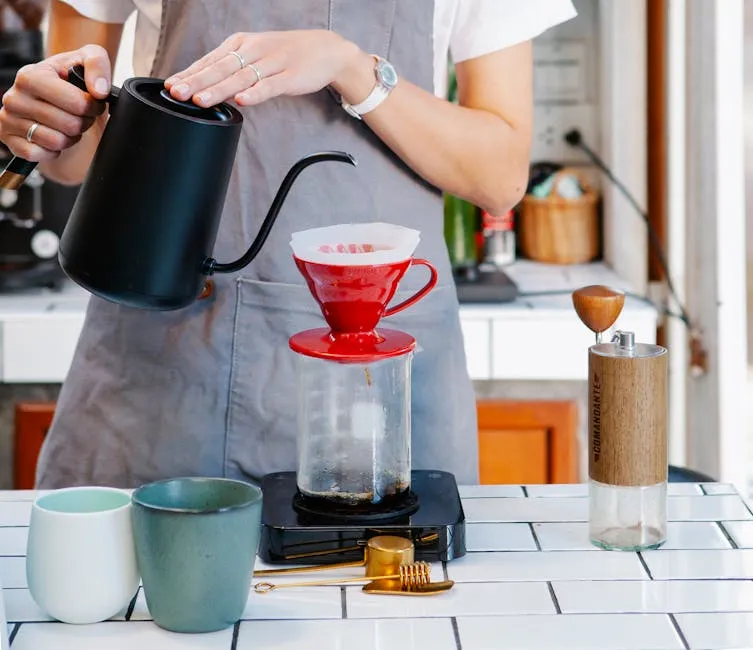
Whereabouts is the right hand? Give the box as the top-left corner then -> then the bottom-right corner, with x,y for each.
0,44 -> 112,162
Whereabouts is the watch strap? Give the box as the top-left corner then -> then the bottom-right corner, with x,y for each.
348,84 -> 389,116
341,56 -> 395,119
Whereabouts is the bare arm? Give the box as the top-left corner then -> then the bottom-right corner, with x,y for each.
334,45 -> 533,215
0,0 -> 123,185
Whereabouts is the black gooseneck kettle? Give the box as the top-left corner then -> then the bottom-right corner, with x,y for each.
0,65 -> 356,310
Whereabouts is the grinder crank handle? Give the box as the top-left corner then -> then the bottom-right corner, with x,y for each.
572,285 -> 626,343
0,64 -> 118,190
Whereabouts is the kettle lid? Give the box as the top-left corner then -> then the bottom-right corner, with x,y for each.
127,78 -> 242,124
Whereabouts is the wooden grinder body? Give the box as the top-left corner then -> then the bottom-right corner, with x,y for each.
589,341 -> 668,487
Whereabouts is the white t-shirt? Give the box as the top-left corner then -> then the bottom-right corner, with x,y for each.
61,0 -> 576,98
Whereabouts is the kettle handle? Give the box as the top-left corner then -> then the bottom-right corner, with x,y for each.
205,151 -> 358,276
65,64 -> 121,103
0,64 -> 119,190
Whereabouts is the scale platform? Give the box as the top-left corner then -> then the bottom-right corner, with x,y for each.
453,266 -> 518,303
258,470 -> 466,565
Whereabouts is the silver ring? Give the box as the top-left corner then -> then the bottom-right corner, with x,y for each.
229,50 -> 246,70
247,63 -> 263,84
26,122 -> 39,143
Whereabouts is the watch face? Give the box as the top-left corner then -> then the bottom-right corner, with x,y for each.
376,60 -> 398,89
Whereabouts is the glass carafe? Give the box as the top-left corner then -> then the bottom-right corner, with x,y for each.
295,351 -> 412,507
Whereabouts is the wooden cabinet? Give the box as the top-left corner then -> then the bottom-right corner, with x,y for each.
13,398 -> 580,488
14,402 -> 55,489
477,399 -> 579,484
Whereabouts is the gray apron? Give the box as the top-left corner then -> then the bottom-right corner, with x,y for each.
36,0 -> 479,489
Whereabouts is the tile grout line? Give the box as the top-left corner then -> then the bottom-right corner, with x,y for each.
0,526 -> 32,529
451,616 -> 463,650
668,613 -> 691,650
546,581 -> 562,614
527,523 -> 542,551
230,621 -> 240,650
124,590 -> 138,621
8,623 -> 20,646
740,497 -> 753,519
340,586 -> 347,619
716,521 -> 739,549
637,552 -> 654,580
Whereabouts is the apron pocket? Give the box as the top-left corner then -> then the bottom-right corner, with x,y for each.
224,278 -> 327,480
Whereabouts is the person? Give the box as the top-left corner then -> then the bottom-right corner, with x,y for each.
0,0 -> 576,489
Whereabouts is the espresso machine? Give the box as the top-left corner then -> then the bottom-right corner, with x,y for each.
258,223 -> 467,565
0,0 -> 80,292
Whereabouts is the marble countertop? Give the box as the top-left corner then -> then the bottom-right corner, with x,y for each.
0,261 -> 658,383
2,482 -> 753,649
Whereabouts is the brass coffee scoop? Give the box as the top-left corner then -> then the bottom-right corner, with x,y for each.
572,285 -> 625,343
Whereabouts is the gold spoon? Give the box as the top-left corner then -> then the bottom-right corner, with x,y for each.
254,561 -> 432,593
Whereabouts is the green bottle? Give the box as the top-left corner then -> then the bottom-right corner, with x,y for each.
444,193 -> 478,269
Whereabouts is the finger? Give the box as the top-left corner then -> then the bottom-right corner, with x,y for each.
1,114 -> 82,152
193,59 -> 283,107
164,49 -> 230,89
165,33 -> 244,88
169,50 -> 253,102
46,44 -> 113,99
2,88 -> 95,137
77,43 -> 115,98
234,73 -> 290,107
2,135 -> 62,162
14,64 -> 105,117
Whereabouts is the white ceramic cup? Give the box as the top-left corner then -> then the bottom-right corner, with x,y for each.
26,486 -> 139,624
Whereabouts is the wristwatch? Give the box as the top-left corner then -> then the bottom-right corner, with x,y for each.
341,56 -> 398,119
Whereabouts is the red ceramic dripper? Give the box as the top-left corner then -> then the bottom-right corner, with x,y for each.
294,256 -> 438,336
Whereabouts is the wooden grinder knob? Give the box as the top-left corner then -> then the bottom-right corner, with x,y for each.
572,285 -> 625,336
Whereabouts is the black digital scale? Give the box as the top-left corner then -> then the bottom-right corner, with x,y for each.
258,470 -> 466,565
453,266 -> 518,303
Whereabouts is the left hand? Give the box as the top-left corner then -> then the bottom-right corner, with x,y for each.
164,30 -> 373,108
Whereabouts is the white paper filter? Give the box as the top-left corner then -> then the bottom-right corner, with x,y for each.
290,223 -> 420,265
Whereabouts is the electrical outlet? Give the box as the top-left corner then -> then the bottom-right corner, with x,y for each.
531,104 -> 599,164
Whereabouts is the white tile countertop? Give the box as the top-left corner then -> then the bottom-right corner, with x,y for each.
2,483 -> 753,649
0,261 -> 657,383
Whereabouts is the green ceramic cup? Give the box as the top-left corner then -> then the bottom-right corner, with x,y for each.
131,477 -> 262,633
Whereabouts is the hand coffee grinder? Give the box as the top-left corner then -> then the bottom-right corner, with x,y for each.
258,223 -> 467,565
573,285 -> 668,551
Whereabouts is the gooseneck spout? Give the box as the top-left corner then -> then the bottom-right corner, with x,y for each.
205,151 -> 357,275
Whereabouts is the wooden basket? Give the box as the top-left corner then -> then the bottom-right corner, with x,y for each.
519,168 -> 599,264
